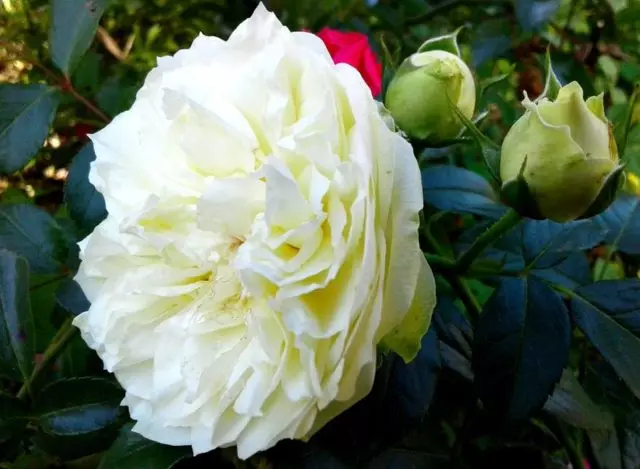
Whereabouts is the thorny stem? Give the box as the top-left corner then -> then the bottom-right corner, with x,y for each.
456,209 -> 522,273
449,273 -> 482,322
421,215 -> 483,323
545,417 -> 586,469
29,272 -> 69,291
425,253 -> 521,278
17,317 -> 77,400
62,77 -> 111,124
0,42 -> 110,124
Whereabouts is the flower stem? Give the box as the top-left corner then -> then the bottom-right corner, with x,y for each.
29,272 -> 69,291
63,78 -> 111,124
421,214 -> 484,323
456,209 -> 522,273
424,253 -> 457,268
545,417 -> 585,469
450,274 -> 482,322
425,253 -> 522,278
17,317 -> 77,400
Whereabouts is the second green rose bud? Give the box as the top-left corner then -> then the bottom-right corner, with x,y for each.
385,47 -> 476,143
500,82 -> 622,222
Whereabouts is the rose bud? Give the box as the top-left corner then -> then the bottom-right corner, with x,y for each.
500,82 -> 623,222
384,32 -> 475,143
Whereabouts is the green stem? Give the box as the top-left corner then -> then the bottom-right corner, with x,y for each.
457,209 -> 522,273
450,399 -> 477,467
425,253 -> 522,278
17,317 -> 77,400
424,253 -> 457,269
551,283 -> 576,298
451,275 -> 482,322
619,85 -> 640,161
421,214 -> 484,323
547,418 -> 585,469
29,272 -> 69,291
64,80 -> 111,124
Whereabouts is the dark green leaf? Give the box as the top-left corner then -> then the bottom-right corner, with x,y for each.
596,194 -> 640,254
50,0 -> 111,75
586,411 -> 640,469
621,412 -> 640,469
0,84 -> 61,174
0,204 -> 71,274
515,0 -> 561,32
30,273 -> 65,351
474,277 -> 571,421
0,393 -> 27,443
522,219 -> 607,269
571,280 -> 640,401
543,369 -> 615,430
0,250 -> 34,382
33,377 -> 124,459
96,76 -> 138,118
72,51 -> 101,92
432,296 -> 473,380
532,253 -> 591,290
388,328 -> 440,419
471,22 -> 511,67
98,423 -> 190,469
56,334 -> 100,378
64,142 -> 107,235
589,428 -> 622,469
584,359 -> 639,422
422,165 -> 507,219
56,278 -> 90,317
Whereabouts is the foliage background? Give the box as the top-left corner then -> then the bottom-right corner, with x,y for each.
1,0 -> 640,468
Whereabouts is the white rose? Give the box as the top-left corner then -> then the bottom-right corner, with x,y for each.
73,4 -> 435,459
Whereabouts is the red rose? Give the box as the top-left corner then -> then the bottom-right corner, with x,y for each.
73,123 -> 96,140
316,28 -> 382,97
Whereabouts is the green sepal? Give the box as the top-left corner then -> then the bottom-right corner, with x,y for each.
448,98 -> 501,184
379,257 -> 436,363
479,65 -> 515,98
538,48 -> 563,102
380,34 -> 403,98
500,157 -> 545,220
417,26 -> 464,57
580,164 -> 626,219
614,85 -> 640,160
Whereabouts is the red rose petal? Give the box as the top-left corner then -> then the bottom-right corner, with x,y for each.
316,27 -> 383,97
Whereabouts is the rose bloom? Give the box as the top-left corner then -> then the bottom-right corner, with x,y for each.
317,28 -> 383,97
73,4 -> 435,459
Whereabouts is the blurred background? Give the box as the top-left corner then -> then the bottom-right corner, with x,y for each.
1,0 -> 639,212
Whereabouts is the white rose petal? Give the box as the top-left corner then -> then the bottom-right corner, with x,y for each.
74,3 -> 435,460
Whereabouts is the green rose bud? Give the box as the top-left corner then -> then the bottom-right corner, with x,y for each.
500,82 -> 621,222
384,49 -> 476,142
